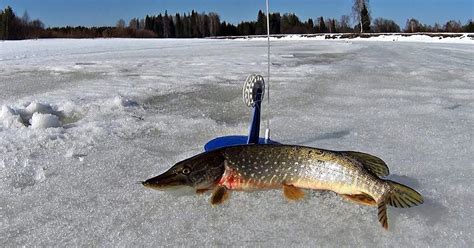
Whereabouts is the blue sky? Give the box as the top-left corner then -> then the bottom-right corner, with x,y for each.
1,0 -> 473,27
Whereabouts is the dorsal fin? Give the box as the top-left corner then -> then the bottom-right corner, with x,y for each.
344,151 -> 389,178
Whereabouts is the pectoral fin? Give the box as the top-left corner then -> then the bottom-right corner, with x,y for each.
342,193 -> 376,206
283,184 -> 306,201
196,189 -> 210,195
210,186 -> 230,206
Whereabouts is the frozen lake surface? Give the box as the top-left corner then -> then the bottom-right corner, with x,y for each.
0,38 -> 473,246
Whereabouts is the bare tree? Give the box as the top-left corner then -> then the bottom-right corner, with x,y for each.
432,23 -> 442,32
129,18 -> 139,30
21,10 -> 30,24
116,19 -> 126,29
404,18 -> 423,33
339,15 -> 351,33
208,12 -> 220,36
444,20 -> 462,32
372,18 -> 400,33
352,0 -> 370,33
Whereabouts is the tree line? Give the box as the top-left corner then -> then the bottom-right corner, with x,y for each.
1,5 -> 473,40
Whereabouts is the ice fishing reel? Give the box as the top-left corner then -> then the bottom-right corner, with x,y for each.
204,73 -> 276,152
242,74 -> 265,107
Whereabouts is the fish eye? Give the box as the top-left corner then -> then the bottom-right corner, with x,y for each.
181,167 -> 191,175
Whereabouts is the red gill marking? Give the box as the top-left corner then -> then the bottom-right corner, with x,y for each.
217,168 -> 243,190
217,167 -> 277,190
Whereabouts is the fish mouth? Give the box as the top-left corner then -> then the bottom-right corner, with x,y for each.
142,171 -> 189,190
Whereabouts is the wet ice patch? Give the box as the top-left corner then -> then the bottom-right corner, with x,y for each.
104,96 -> 139,110
64,148 -> 87,161
113,96 -> 138,108
10,160 -> 46,189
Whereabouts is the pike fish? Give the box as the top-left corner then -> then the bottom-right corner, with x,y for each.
143,144 -> 423,229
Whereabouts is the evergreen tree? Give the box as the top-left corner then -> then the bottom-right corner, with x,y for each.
305,18 -> 314,33
155,14 -> 164,37
269,13 -> 281,34
463,19 -> 474,32
202,14 -> 210,37
281,13 -> 303,33
360,3 -> 371,32
0,9 -> 4,39
182,13 -> 191,37
145,15 -> 152,30
163,11 -> 170,38
1,6 -> 15,39
237,21 -> 256,35
331,19 -> 337,33
190,11 -> 201,37
174,13 -> 183,37
169,15 -> 175,37
318,16 -> 327,33
255,10 -> 266,35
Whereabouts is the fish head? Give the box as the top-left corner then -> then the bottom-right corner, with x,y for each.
142,150 -> 225,191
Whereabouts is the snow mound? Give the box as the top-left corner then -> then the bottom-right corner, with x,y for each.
25,102 -> 55,115
0,105 -> 25,128
0,101 -> 81,129
30,113 -> 61,129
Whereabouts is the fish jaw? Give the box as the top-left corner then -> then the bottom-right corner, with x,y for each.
143,149 -> 226,191
142,171 -> 190,190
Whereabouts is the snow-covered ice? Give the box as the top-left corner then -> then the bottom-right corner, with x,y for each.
0,37 -> 473,246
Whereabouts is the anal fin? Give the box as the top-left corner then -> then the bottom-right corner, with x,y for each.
283,184 -> 306,201
342,193 -> 376,206
377,199 -> 389,230
210,186 -> 230,206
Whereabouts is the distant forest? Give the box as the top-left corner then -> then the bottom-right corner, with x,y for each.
1,5 -> 473,40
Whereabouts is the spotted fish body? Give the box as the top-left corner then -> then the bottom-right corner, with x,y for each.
143,144 -> 423,230
220,145 -> 388,200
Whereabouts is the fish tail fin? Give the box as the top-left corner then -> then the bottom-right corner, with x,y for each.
386,180 -> 424,208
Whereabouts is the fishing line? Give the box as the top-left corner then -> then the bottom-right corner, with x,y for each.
264,0 -> 271,142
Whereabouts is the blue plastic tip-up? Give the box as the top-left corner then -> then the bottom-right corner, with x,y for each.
246,89 -> 262,144
204,87 -> 277,152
